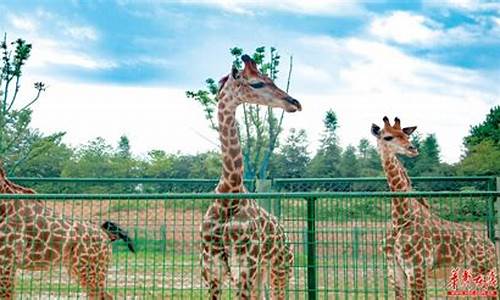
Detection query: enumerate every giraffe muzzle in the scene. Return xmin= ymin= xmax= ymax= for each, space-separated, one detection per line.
xmin=283 ymin=96 xmax=302 ymax=112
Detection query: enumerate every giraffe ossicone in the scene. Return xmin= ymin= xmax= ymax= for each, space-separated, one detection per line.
xmin=200 ymin=54 xmax=300 ymax=299
xmin=373 ymin=117 xmax=496 ymax=300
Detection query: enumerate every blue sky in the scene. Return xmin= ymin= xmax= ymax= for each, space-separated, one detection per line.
xmin=1 ymin=0 xmax=499 ymax=163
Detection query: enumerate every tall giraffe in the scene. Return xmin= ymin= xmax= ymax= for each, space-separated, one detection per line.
xmin=200 ymin=55 xmax=300 ymax=299
xmin=0 ymin=162 xmax=135 ymax=299
xmin=372 ymin=117 xmax=497 ymax=299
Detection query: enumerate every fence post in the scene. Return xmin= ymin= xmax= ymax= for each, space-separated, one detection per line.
xmin=306 ymin=197 xmax=317 ymax=300
xmin=256 ymin=179 xmax=274 ymax=213
xmin=495 ymin=177 xmax=499 ymax=242
xmin=487 ymin=177 xmax=497 ymax=242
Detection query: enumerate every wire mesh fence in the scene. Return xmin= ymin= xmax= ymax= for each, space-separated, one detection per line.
xmin=0 ymin=190 xmax=498 ymax=299
xmin=272 ymin=176 xmax=496 ymax=192
xmin=9 ymin=178 xmax=256 ymax=194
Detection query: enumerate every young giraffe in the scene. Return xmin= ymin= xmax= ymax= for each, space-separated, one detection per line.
xmin=200 ymin=55 xmax=300 ymax=299
xmin=372 ymin=117 xmax=497 ymax=299
xmin=0 ymin=163 xmax=135 ymax=299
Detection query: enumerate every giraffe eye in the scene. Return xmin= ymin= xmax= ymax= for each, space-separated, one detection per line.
xmin=249 ymin=82 xmax=265 ymax=89
xmin=383 ymin=136 xmax=394 ymax=141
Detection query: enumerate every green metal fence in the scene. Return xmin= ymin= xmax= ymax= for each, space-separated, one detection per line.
xmin=10 ymin=176 xmax=495 ymax=193
xmin=1 ymin=191 xmax=498 ymax=299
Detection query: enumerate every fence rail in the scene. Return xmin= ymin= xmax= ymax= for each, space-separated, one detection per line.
xmin=1 ymin=191 xmax=498 ymax=299
xmin=9 ymin=176 xmax=497 ymax=194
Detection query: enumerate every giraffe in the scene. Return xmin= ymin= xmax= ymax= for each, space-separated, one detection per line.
xmin=372 ymin=116 xmax=497 ymax=299
xmin=200 ymin=54 xmax=300 ymax=299
xmin=0 ymin=162 xmax=135 ymax=299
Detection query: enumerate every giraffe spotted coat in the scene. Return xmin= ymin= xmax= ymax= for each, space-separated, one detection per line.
xmin=373 ymin=117 xmax=497 ymax=300
xmin=0 ymin=165 xmax=135 ymax=300
xmin=200 ymin=55 xmax=299 ymax=299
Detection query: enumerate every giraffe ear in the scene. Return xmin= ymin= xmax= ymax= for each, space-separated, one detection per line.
xmin=231 ymin=65 xmax=240 ymax=79
xmin=402 ymin=126 xmax=417 ymax=135
xmin=371 ymin=124 xmax=381 ymax=137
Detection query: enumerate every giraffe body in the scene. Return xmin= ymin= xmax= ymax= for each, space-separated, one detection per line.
xmin=373 ymin=117 xmax=497 ymax=299
xmin=200 ymin=55 xmax=299 ymax=299
xmin=0 ymin=166 xmax=135 ymax=300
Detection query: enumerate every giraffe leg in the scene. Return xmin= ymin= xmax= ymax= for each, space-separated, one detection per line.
xmin=228 ymin=248 xmax=259 ymax=300
xmin=65 ymin=246 xmax=113 ymax=300
xmin=269 ymin=251 xmax=293 ymax=300
xmin=382 ymin=236 xmax=406 ymax=300
xmin=403 ymin=266 xmax=426 ymax=300
xmin=0 ymin=264 xmax=16 ymax=300
xmin=200 ymin=243 xmax=228 ymax=300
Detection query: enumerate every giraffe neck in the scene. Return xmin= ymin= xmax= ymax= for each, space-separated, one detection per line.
xmin=379 ymin=148 xmax=412 ymax=192
xmin=214 ymin=90 xmax=250 ymax=210
xmin=379 ymin=145 xmax=415 ymax=227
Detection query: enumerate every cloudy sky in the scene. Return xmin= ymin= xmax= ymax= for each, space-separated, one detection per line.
xmin=1 ymin=0 xmax=499 ymax=163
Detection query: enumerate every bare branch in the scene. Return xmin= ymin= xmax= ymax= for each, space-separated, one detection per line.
xmin=18 ymin=82 xmax=46 ymax=112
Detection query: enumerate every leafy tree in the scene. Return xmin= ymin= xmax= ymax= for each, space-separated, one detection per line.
xmin=0 ymin=34 xmax=63 ymax=172
xmin=117 ymin=135 xmax=131 ymax=159
xmin=413 ymin=134 xmax=441 ymax=175
xmin=464 ymin=106 xmax=499 ymax=149
xmin=270 ymin=128 xmax=310 ymax=178
xmin=339 ymin=145 xmax=360 ymax=177
xmin=458 ymin=140 xmax=500 ymax=175
xmin=308 ymin=109 xmax=342 ymax=177
xmin=12 ymin=139 xmax=73 ymax=177
xmin=61 ymin=137 xmax=114 ymax=177
xmin=186 ymin=46 xmax=293 ymax=179
xmin=357 ymin=138 xmax=381 ymax=177
xmin=458 ymin=107 xmax=500 ymax=175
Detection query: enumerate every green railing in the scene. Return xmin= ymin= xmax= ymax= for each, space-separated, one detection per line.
xmin=1 ymin=191 xmax=498 ymax=299
xmin=272 ymin=176 xmax=496 ymax=192
xmin=10 ymin=176 xmax=496 ymax=193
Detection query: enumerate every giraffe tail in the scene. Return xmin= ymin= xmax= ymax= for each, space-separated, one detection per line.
xmin=101 ymin=221 xmax=136 ymax=253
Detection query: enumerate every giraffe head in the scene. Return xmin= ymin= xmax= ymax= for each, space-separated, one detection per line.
xmin=371 ymin=116 xmax=418 ymax=157
xmin=218 ymin=54 xmax=302 ymax=112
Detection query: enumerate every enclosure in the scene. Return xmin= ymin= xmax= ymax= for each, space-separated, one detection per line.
xmin=2 ymin=176 xmax=499 ymax=299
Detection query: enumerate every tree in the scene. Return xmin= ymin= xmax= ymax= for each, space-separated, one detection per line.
xmin=12 ymin=139 xmax=73 ymax=177
xmin=308 ymin=109 xmax=342 ymax=177
xmin=186 ymin=46 xmax=293 ymax=179
xmin=270 ymin=128 xmax=310 ymax=178
xmin=464 ymin=106 xmax=499 ymax=149
xmin=339 ymin=145 xmax=360 ymax=177
xmin=458 ymin=140 xmax=500 ymax=175
xmin=413 ymin=134 xmax=441 ymax=175
xmin=458 ymin=106 xmax=500 ymax=175
xmin=0 ymin=34 xmax=63 ymax=172
xmin=357 ymin=138 xmax=381 ymax=177
xmin=117 ymin=135 xmax=131 ymax=159
xmin=61 ymin=137 xmax=114 ymax=178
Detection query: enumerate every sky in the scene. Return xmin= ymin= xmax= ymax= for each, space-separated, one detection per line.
xmin=0 ymin=0 xmax=499 ymax=163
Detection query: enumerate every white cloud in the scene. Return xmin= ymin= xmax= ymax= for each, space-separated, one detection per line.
xmin=26 ymin=80 xmax=219 ymax=156
xmin=9 ymin=15 xmax=37 ymax=31
xmin=423 ymin=0 xmax=500 ymax=11
xmin=2 ymin=11 xmax=112 ymax=71
xmin=369 ymin=11 xmax=442 ymax=45
xmin=65 ymin=26 xmax=99 ymax=41
xmin=369 ymin=11 xmax=500 ymax=46
xmin=186 ymin=0 xmax=365 ymax=16
xmin=285 ymin=36 xmax=499 ymax=163
xmin=20 ymin=34 xmax=499 ymax=164
xmin=13 ymin=37 xmax=116 ymax=70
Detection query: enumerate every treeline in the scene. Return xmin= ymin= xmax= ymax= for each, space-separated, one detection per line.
xmin=9 ymin=107 xmax=499 ymax=179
